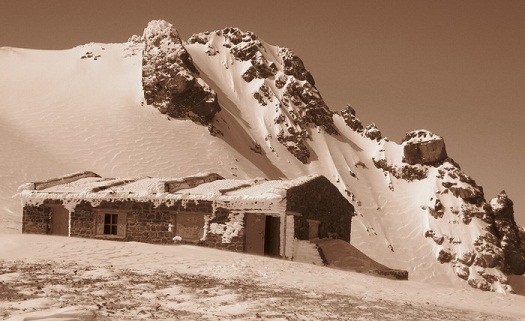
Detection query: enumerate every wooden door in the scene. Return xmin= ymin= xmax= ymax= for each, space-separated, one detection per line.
xmin=50 ymin=206 xmax=69 ymax=236
xmin=245 ymin=214 xmax=266 ymax=255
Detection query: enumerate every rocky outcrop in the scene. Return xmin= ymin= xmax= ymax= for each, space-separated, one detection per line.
xmin=189 ymin=27 xmax=338 ymax=163
xmin=402 ymin=130 xmax=447 ymax=166
xmin=420 ymin=161 xmax=525 ymax=292
xmin=489 ymin=191 xmax=525 ymax=275
xmin=278 ymin=48 xmax=315 ymax=86
xmin=372 ymin=158 xmax=429 ymax=181
xmin=141 ymin=20 xmax=220 ymax=125
xmin=339 ymin=105 xmax=386 ymax=143
xmin=364 ymin=123 xmax=382 ymax=141
xmin=340 ymin=105 xmax=363 ymax=132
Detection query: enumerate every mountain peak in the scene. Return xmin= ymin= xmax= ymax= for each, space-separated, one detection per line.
xmin=142 ymin=20 xmax=181 ymax=44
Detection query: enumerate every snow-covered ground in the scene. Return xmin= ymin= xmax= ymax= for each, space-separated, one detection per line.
xmin=1 ymin=234 xmax=524 ymax=320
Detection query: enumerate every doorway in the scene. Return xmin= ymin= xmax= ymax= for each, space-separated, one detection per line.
xmin=49 ymin=206 xmax=69 ymax=236
xmin=245 ymin=214 xmax=281 ymax=257
xmin=264 ymin=216 xmax=280 ymax=257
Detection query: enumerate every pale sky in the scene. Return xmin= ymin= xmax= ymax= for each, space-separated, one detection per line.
xmin=1 ymin=0 xmax=524 ymax=224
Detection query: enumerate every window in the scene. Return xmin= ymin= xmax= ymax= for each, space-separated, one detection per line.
xmin=104 ymin=214 xmax=118 ymax=235
xmin=96 ymin=211 xmax=126 ymax=237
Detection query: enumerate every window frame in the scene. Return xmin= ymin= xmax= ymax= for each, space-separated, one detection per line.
xmin=95 ymin=210 xmax=127 ymax=239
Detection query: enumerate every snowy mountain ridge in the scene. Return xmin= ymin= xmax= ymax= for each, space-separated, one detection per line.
xmin=1 ymin=20 xmax=523 ymax=294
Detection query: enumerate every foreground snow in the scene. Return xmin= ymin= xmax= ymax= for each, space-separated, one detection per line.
xmin=0 ymin=234 xmax=524 ymax=320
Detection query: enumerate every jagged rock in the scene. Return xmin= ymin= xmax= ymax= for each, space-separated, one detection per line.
xmin=490 ymin=191 xmax=525 ymax=275
xmin=431 ymin=160 xmax=513 ymax=291
xmin=231 ymin=41 xmax=261 ymax=61
xmin=253 ymin=84 xmax=273 ymax=106
xmin=141 ymin=20 xmax=220 ymax=125
xmin=461 ymin=201 xmax=490 ymax=224
xmin=193 ymin=27 xmax=276 ymax=82
xmin=437 ymin=164 xmax=485 ymax=208
xmin=437 ymin=249 xmax=453 ymax=263
xmin=458 ymin=251 xmax=476 ymax=267
xmin=424 ymin=230 xmax=445 ymax=245
xmin=187 ymin=31 xmax=209 ymax=45
xmin=277 ymin=130 xmax=310 ymax=164
xmin=364 ymin=123 xmax=382 ymax=141
xmin=274 ymin=74 xmax=287 ymax=89
xmin=241 ymin=66 xmax=257 ymax=82
xmin=399 ymin=165 xmax=428 ymax=181
xmin=402 ymin=130 xmax=447 ymax=166
xmin=372 ymin=158 xmax=428 ymax=182
xmin=428 ymin=199 xmax=445 ymax=219
xmin=278 ymin=48 xmax=315 ymax=86
xmin=340 ymin=105 xmax=363 ymax=132
xmin=450 ymin=186 xmax=480 ymax=204
xmin=282 ymin=79 xmax=338 ymax=135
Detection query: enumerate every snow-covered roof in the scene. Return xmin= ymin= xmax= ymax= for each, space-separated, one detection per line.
xmin=18 ymin=172 xmax=321 ymax=205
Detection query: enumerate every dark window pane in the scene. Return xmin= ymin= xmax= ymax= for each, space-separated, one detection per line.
xmin=103 ymin=214 xmax=118 ymax=235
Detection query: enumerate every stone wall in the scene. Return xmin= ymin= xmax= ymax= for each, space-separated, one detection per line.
xmin=70 ymin=200 xmax=215 ymax=244
xmin=22 ymin=200 xmax=62 ymax=234
xmin=286 ymin=176 xmax=353 ymax=242
xmin=70 ymin=202 xmax=95 ymax=238
xmin=24 ymin=198 xmax=245 ymax=252
xmin=22 ymin=204 xmax=50 ymax=234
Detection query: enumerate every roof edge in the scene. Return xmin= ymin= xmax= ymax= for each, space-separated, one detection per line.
xmin=20 ymin=171 xmax=101 ymax=192
xmin=164 ymin=173 xmax=224 ymax=193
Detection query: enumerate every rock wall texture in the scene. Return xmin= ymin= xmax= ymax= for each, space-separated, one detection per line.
xmin=141 ymin=20 xmax=220 ymax=125
xmin=489 ymin=191 xmax=525 ymax=275
xmin=402 ymin=130 xmax=448 ymax=166
xmin=22 ymin=202 xmax=53 ymax=235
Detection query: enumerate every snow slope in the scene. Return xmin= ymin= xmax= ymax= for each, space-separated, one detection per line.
xmin=1 ymin=21 xmax=523 ymax=294
xmin=1 ymin=234 xmax=524 ymax=320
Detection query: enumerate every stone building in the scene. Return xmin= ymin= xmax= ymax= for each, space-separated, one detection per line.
xmin=19 ymin=171 xmax=353 ymax=259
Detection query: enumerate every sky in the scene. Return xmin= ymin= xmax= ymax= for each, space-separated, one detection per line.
xmin=1 ymin=0 xmax=524 ymax=224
